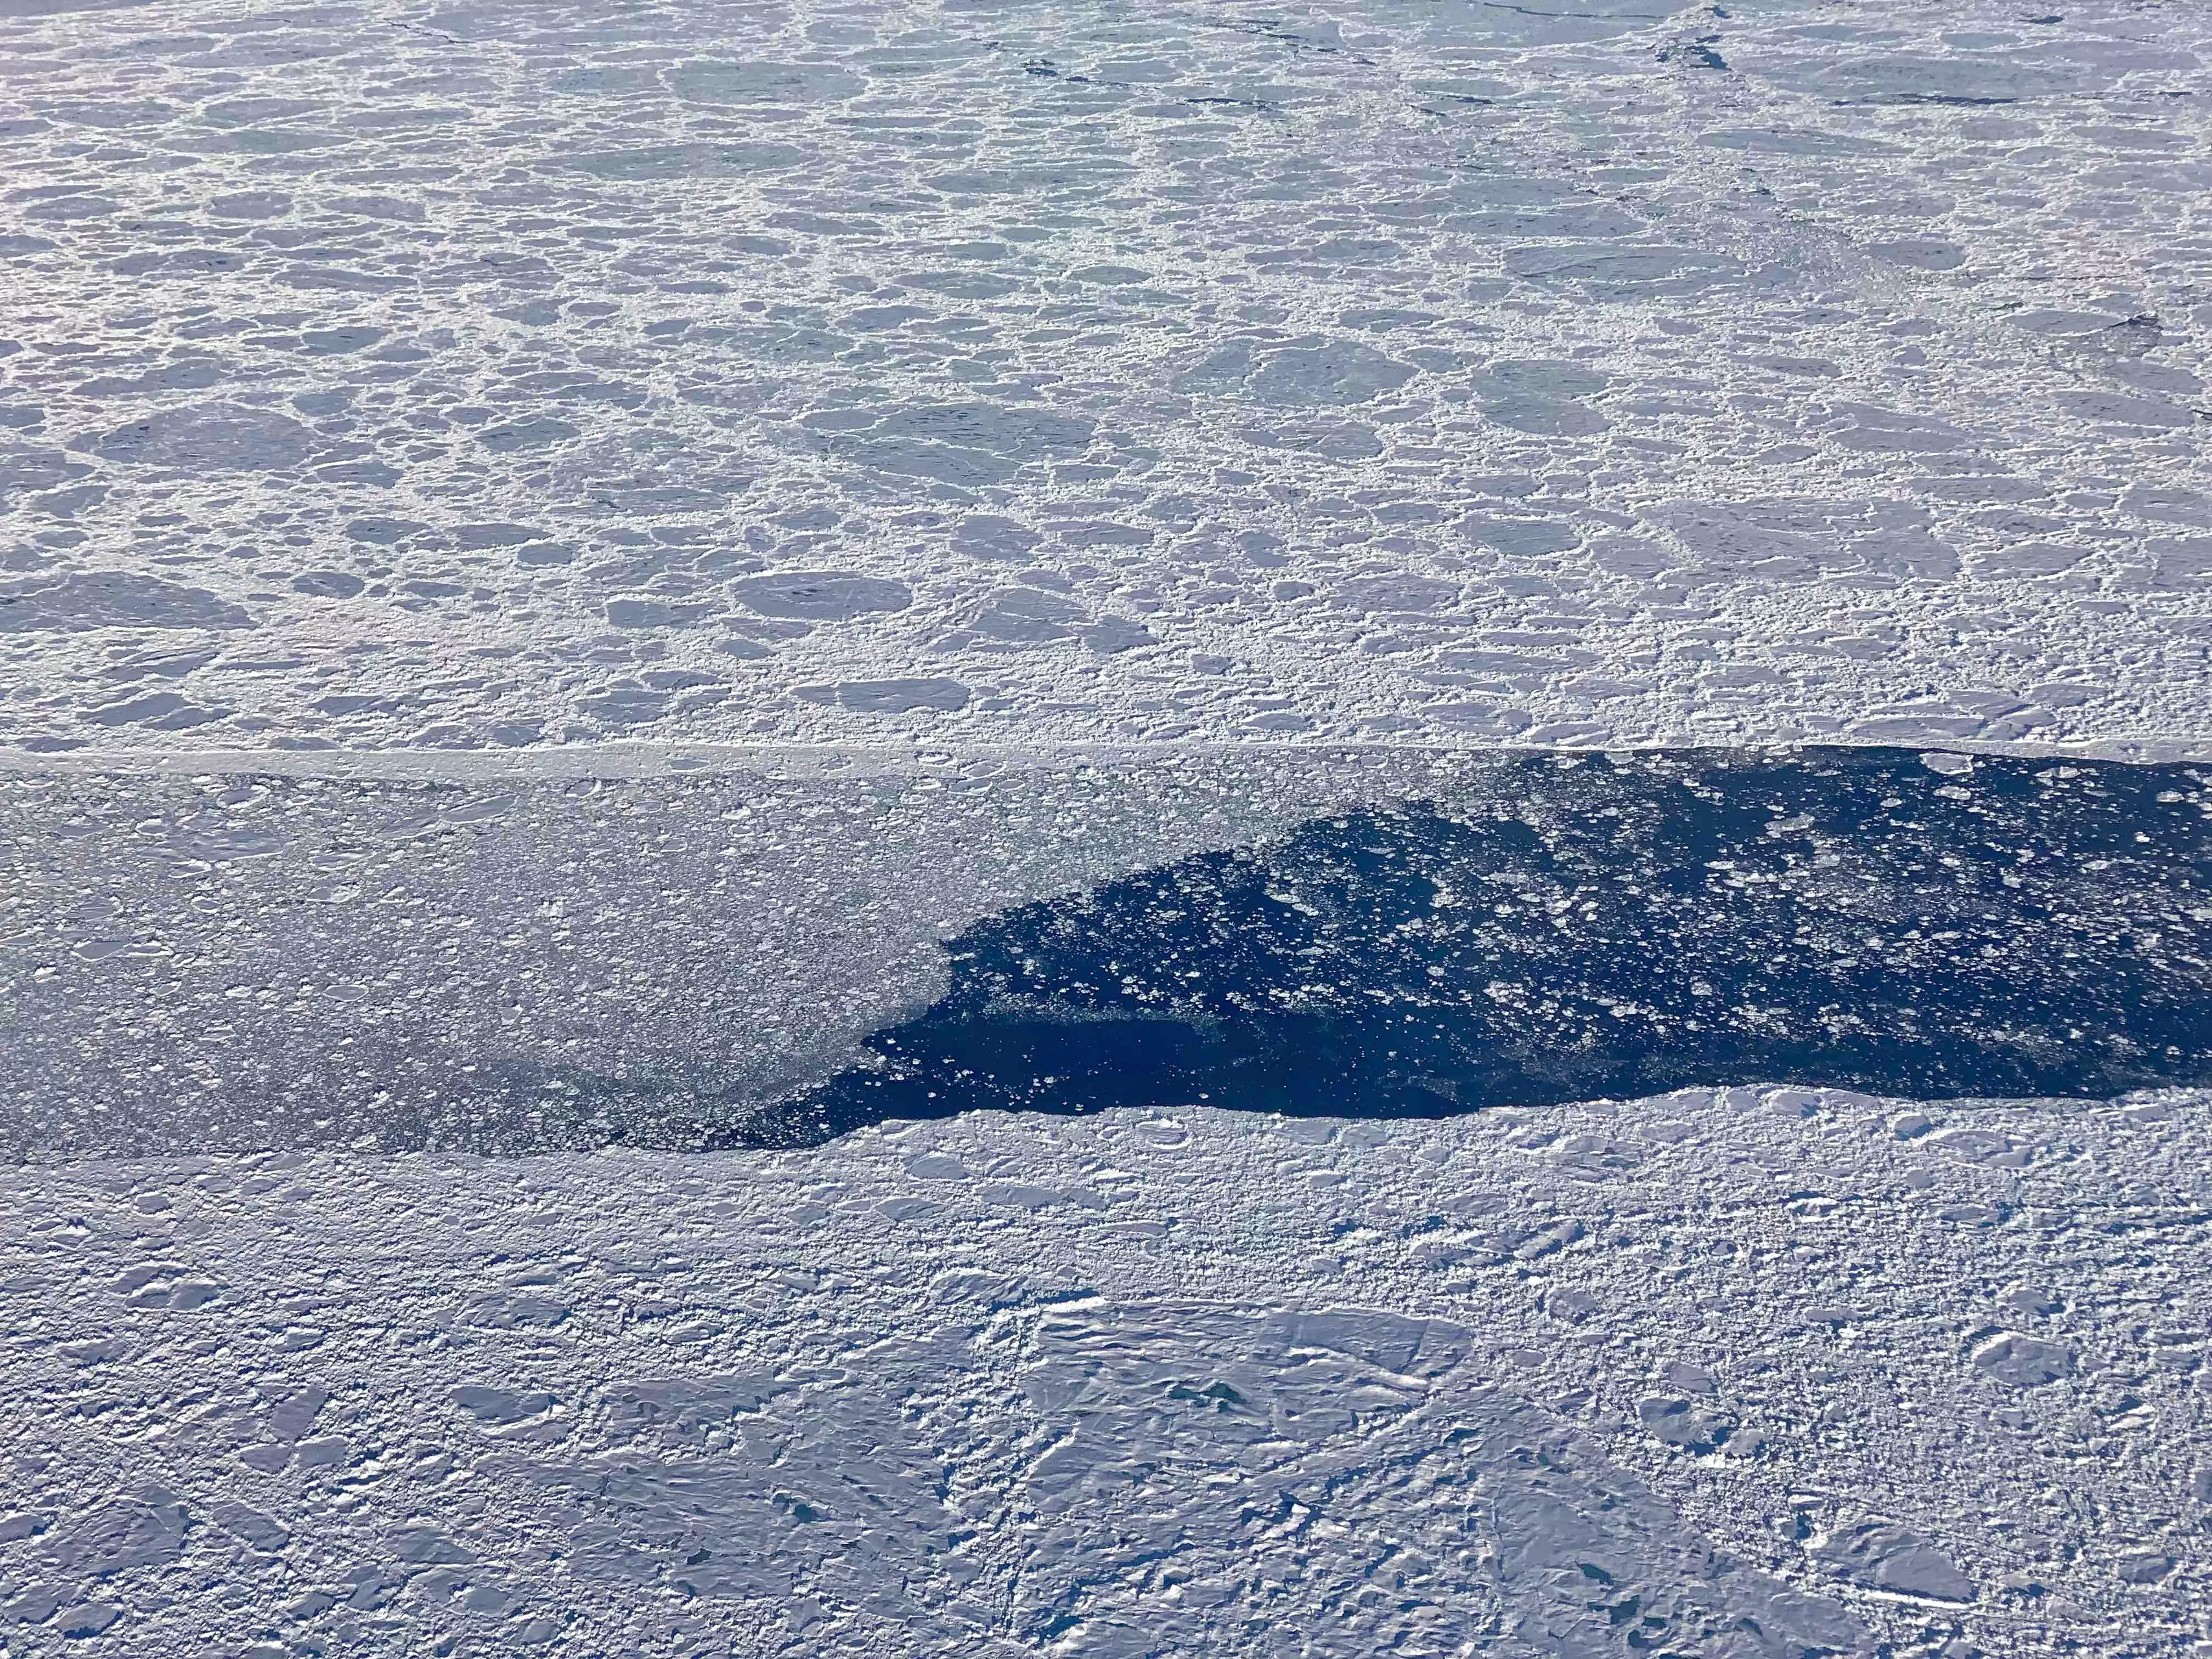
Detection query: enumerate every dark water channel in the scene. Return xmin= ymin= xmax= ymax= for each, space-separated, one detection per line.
xmin=753 ymin=747 xmax=2212 ymax=1145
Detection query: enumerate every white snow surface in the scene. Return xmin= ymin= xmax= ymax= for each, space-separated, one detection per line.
xmin=3 ymin=1091 xmax=2208 ymax=1655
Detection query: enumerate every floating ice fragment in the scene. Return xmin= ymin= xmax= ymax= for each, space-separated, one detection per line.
xmin=1637 ymin=1393 xmax=1735 ymax=1452
xmin=2115 ymin=1550 xmax=2174 ymax=1584
xmin=731 ymin=572 xmax=912 ymax=620
xmin=1810 ymin=1520 xmax=1975 ymax=1601
xmin=1971 ymin=1331 xmax=2075 ymax=1387
xmin=668 ymin=60 xmax=866 ymax=103
xmin=795 ymin=678 xmax=970 ymax=713
xmin=545 ymin=142 xmax=811 ymax=179
xmin=82 ymin=402 xmax=314 ymax=470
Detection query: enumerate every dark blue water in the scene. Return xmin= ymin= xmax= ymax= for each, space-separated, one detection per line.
xmin=744 ymin=747 xmax=2211 ymax=1146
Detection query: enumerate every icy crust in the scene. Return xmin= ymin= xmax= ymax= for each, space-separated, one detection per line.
xmin=0 ymin=746 xmax=1493 ymax=1158
xmin=0 ymin=0 xmax=2208 ymax=755
xmin=1 ymin=1090 xmax=2205 ymax=1656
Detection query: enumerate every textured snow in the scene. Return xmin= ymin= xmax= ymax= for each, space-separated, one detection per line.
xmin=0 ymin=0 xmax=2208 ymax=758
xmin=3 ymin=1092 xmax=2208 ymax=1654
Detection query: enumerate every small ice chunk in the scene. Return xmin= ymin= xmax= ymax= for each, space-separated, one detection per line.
xmin=1971 ymin=1331 xmax=2075 ymax=1388
xmin=732 ymin=571 xmax=912 ymax=620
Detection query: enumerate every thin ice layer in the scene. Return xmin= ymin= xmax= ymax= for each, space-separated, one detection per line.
xmin=7 ymin=746 xmax=2205 ymax=1158
xmin=0 ymin=746 xmax=1486 ymax=1156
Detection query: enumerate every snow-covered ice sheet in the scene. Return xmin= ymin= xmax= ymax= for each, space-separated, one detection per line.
xmin=0 ymin=0 xmax=2208 ymax=757
xmin=4 ymin=0 xmax=2211 ymax=1652
xmin=3 ymin=1091 xmax=2207 ymax=1655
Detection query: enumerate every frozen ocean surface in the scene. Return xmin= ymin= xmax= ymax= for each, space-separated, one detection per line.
xmin=0 ymin=0 xmax=2207 ymax=758
xmin=7 ymin=1093 xmax=2212 ymax=1655
xmin=3 ymin=0 xmax=2211 ymax=1652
